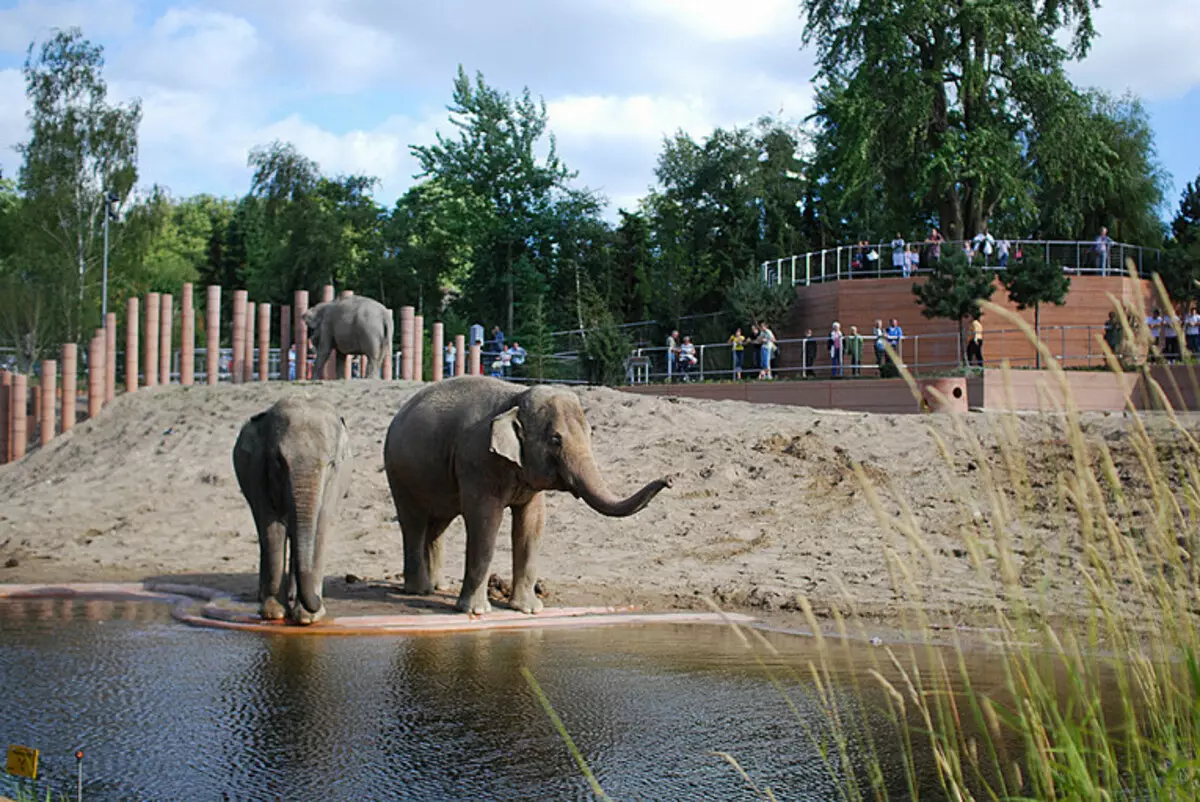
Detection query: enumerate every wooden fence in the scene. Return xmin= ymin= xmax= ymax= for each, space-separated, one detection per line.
xmin=0 ymin=282 xmax=488 ymax=464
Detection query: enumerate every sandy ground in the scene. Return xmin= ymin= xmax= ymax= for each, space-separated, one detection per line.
xmin=0 ymin=379 xmax=1193 ymax=636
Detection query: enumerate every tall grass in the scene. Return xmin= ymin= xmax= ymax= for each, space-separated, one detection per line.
xmin=531 ymin=264 xmax=1200 ymax=799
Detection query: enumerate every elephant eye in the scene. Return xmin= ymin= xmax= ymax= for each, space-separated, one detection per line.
xmin=550 ymin=433 xmax=563 ymax=448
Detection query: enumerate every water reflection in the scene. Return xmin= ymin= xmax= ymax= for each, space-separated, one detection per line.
xmin=0 ymin=601 xmax=1040 ymax=800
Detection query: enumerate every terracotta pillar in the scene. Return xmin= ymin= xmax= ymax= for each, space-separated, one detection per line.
xmin=243 ymin=301 xmax=256 ymax=383
xmin=126 ymin=297 xmax=139 ymax=393
xmin=88 ymin=331 xmax=104 ymax=419
xmin=280 ymin=305 xmax=292 ymax=381
xmin=105 ymin=312 xmax=116 ymax=404
xmin=11 ymin=373 xmax=26 ymax=461
xmin=231 ymin=290 xmax=247 ymax=384
xmin=381 ymin=309 xmax=394 ymax=380
xmin=0 ymin=371 xmax=10 ymax=463
xmin=40 ymin=359 xmax=57 ymax=446
xmin=258 ymin=303 xmax=270 ymax=382
xmin=206 ymin=286 xmax=221 ymax=385
xmin=293 ymin=291 xmax=309 ymax=380
xmin=143 ymin=292 xmax=160 ymax=387
xmin=468 ymin=342 xmax=481 ymax=376
xmin=455 ymin=334 xmax=466 ymax=377
xmin=159 ymin=293 xmax=173 ymax=385
xmin=321 ymin=285 xmax=336 ymax=379
xmin=180 ymin=283 xmax=195 ymax=386
xmin=61 ymin=345 xmax=76 ymax=434
xmin=413 ymin=314 xmax=424 ymax=382
xmin=432 ymin=322 xmax=444 ymax=381
xmin=400 ymin=306 xmax=415 ymax=380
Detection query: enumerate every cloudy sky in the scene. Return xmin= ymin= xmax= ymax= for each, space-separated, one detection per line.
xmin=0 ymin=0 xmax=1197 ymax=223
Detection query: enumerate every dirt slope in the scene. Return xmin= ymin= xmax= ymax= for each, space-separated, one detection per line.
xmin=0 ymin=380 xmax=1188 ymax=633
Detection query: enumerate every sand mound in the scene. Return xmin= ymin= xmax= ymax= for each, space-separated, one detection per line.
xmin=0 ymin=380 xmax=1188 ymax=630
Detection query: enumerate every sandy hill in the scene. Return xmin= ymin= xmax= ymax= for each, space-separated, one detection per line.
xmin=0 ymin=380 xmax=1187 ymax=632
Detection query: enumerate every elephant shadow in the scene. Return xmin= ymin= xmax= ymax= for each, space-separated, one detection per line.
xmin=139 ymin=572 xmax=471 ymax=616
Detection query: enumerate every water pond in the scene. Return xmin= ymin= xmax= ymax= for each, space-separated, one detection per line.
xmin=0 ymin=598 xmax=989 ymax=800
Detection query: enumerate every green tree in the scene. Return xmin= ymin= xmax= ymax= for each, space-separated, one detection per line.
xmin=998 ymin=251 xmax=1071 ymax=367
xmin=412 ymin=66 xmax=591 ymax=335
xmin=1160 ymin=175 xmax=1200 ymax=305
xmin=800 ymin=0 xmax=1164 ymax=242
xmin=913 ymin=250 xmax=997 ymax=366
xmin=16 ymin=27 xmax=142 ymax=343
xmin=725 ymin=268 xmax=794 ymax=329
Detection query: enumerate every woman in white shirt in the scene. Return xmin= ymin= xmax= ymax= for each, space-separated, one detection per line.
xmin=829 ymin=321 xmax=844 ymax=378
xmin=1185 ymin=305 xmax=1200 ymax=356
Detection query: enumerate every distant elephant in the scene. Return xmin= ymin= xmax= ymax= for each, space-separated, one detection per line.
xmin=383 ymin=376 xmax=672 ymax=614
xmin=232 ymin=395 xmax=352 ymax=624
xmin=302 ymin=295 xmax=394 ymax=379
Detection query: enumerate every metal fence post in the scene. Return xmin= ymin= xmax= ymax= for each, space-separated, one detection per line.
xmin=698 ymin=345 xmax=705 ymax=381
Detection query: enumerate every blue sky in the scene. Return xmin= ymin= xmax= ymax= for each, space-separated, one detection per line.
xmin=0 ymin=0 xmax=1197 ymax=225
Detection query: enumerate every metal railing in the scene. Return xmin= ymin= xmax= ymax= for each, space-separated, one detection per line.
xmin=761 ymin=239 xmax=1163 ymax=287
xmin=629 ymin=324 xmax=1126 ymax=384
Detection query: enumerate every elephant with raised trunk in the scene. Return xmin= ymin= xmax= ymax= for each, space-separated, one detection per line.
xmin=233 ymin=396 xmax=352 ymax=624
xmin=303 ymin=295 xmax=394 ymax=380
xmin=383 ymin=375 xmax=672 ymax=614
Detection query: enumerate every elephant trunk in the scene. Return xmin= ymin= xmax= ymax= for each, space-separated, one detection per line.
xmin=569 ymin=452 xmax=671 ymax=518
xmin=291 ymin=467 xmax=325 ymax=616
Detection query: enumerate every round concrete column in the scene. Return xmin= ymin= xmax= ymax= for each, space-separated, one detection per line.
xmin=11 ymin=373 xmax=27 ymax=460
xmin=454 ymin=334 xmax=466 ymax=377
xmin=468 ymin=342 xmax=481 ymax=376
xmin=205 ymin=286 xmax=221 ymax=385
xmin=40 ymin=359 xmax=56 ymax=446
xmin=180 ymin=283 xmax=195 ymax=386
xmin=126 ymin=297 xmax=139 ymax=393
xmin=258 ymin=303 xmax=270 ymax=381
xmin=293 ymin=291 xmax=309 ymax=381
xmin=144 ymin=292 xmax=159 ymax=387
xmin=399 ymin=306 xmax=415 ymax=380
xmin=413 ymin=315 xmax=424 ymax=382
xmin=88 ymin=331 xmax=104 ymax=419
xmin=243 ymin=301 xmax=256 ymax=383
xmin=231 ymin=290 xmax=247 ymax=384
xmin=382 ymin=309 xmax=394 ymax=380
xmin=431 ymin=322 xmax=444 ymax=381
xmin=60 ymin=344 xmax=77 ymax=434
xmin=105 ymin=312 xmax=116 ymax=403
xmin=280 ymin=304 xmax=292 ymax=381
xmin=159 ymin=293 xmax=173 ymax=385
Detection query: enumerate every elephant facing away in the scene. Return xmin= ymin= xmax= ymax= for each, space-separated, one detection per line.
xmin=233 ymin=395 xmax=352 ymax=624
xmin=303 ymin=295 xmax=394 ymax=380
xmin=383 ymin=375 xmax=672 ymax=615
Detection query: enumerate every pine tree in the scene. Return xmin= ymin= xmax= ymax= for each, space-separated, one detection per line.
xmin=913 ymin=251 xmax=997 ymax=366
xmin=999 ymin=251 xmax=1071 ymax=368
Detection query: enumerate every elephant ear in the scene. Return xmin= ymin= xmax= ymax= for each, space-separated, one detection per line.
xmin=489 ymin=406 xmax=523 ymax=467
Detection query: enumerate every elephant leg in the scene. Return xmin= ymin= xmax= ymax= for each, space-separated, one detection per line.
xmin=510 ymin=494 xmax=545 ymax=613
xmin=458 ymin=499 xmax=504 ymax=615
xmin=313 ymin=340 xmax=332 ymax=381
xmin=425 ymin=518 xmax=453 ymax=592
xmin=252 ymin=507 xmax=288 ymax=620
xmin=397 ymin=504 xmax=437 ymax=595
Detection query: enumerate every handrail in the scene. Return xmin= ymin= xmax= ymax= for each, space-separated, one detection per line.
xmin=760 ymin=238 xmax=1163 ymax=287
xmin=627 ymin=324 xmax=1136 ymax=384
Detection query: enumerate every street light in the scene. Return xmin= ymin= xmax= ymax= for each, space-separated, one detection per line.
xmin=101 ymin=191 xmax=119 ymax=319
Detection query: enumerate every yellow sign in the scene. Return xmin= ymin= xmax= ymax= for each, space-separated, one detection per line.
xmin=6 ymin=745 xmax=38 ymax=780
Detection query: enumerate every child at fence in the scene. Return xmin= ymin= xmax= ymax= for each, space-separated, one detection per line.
xmin=728 ymin=328 xmax=746 ymax=380
xmin=847 ymin=325 xmax=863 ymax=376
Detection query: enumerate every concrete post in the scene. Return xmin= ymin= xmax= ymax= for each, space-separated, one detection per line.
xmin=126 ymin=297 xmax=139 ymax=393
xmin=180 ymin=283 xmax=195 ymax=386
xmin=88 ymin=331 xmax=104 ymax=419
xmin=432 ymin=322 xmax=444 ymax=381
xmin=258 ymin=303 xmax=270 ymax=381
xmin=413 ymin=314 xmax=424 ymax=382
xmin=293 ymin=291 xmax=309 ymax=380
xmin=455 ymin=334 xmax=466 ymax=377
xmin=400 ymin=306 xmax=415 ymax=380
xmin=243 ymin=301 xmax=256 ymax=383
xmin=206 ymin=285 xmax=221 ymax=385
xmin=231 ymin=290 xmax=247 ymax=384
xmin=468 ymin=342 xmax=481 ymax=376
xmin=280 ymin=305 xmax=292 ymax=381
xmin=11 ymin=373 xmax=26 ymax=460
xmin=0 ymin=371 xmax=9 ymax=463
xmin=159 ymin=293 xmax=173 ymax=385
xmin=61 ymin=344 xmax=77 ymax=434
xmin=322 ymin=285 xmax=336 ymax=379
xmin=40 ymin=359 xmax=57 ymax=446
xmin=144 ymin=292 xmax=160 ymax=387
xmin=105 ymin=312 xmax=116 ymax=404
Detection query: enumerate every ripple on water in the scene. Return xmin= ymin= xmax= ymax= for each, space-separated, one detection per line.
xmin=1 ymin=602 xmax=936 ymax=800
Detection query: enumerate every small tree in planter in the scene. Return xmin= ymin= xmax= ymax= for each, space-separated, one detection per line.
xmin=998 ymin=250 xmax=1070 ymax=368
xmin=912 ymin=249 xmax=996 ymax=369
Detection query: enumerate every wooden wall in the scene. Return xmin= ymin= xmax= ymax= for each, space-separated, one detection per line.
xmin=775 ymin=275 xmax=1153 ymax=375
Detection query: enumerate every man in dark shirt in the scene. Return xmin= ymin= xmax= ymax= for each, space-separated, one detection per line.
xmin=803 ymin=328 xmax=818 ymax=377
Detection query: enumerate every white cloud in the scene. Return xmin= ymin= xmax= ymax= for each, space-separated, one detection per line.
xmin=125 ymin=9 xmax=259 ymax=92
xmin=0 ymin=69 xmax=25 ymax=179
xmin=272 ymin=4 xmax=397 ymax=93
xmin=1069 ymin=0 xmax=1200 ymax=100
xmin=547 ymin=95 xmax=716 ymax=144
xmin=621 ymin=0 xmax=799 ymax=42
xmin=0 ymin=0 xmax=136 ymax=54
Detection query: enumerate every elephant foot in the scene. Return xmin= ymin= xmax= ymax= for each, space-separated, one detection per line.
xmin=455 ymin=593 xmax=492 ymax=616
xmin=290 ymin=603 xmax=326 ymax=626
xmin=402 ymin=579 xmax=435 ymax=596
xmin=260 ymin=598 xmax=287 ymax=621
xmin=509 ymin=592 xmax=543 ymax=615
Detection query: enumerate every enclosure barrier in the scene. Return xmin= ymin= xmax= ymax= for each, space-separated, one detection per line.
xmin=0 ymin=281 xmax=503 ymax=466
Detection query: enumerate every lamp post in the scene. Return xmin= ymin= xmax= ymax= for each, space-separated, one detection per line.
xmin=101 ymin=191 xmax=119 ymax=319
